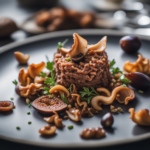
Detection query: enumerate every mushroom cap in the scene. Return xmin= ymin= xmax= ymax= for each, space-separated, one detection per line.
xmin=39 ymin=125 xmax=56 ymax=135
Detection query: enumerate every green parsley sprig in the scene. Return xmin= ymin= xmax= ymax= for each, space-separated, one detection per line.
xmin=40 ymin=72 xmax=47 ymax=78
xmin=57 ymin=39 xmax=68 ymax=50
xmin=79 ymin=86 xmax=99 ymax=104
xmin=61 ymin=93 xmax=69 ymax=105
xmin=68 ymin=84 xmax=73 ymax=94
xmin=110 ymin=59 xmax=122 ymax=76
xmin=119 ymin=74 xmax=131 ymax=84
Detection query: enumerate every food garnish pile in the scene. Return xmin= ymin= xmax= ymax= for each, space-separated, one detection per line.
xmin=1 ymin=33 xmax=150 ymax=140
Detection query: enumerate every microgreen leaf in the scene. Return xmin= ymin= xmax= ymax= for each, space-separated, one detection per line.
xmin=119 ymin=74 xmax=131 ymax=84
xmin=61 ymin=93 xmax=69 ymax=105
xmin=44 ymin=77 xmax=55 ymax=86
xmin=40 ymin=72 xmax=47 ymax=78
xmin=111 ymin=67 xmax=122 ymax=76
xmin=43 ymin=86 xmax=50 ymax=95
xmin=46 ymin=61 xmax=54 ymax=71
xmin=68 ymin=84 xmax=73 ymax=94
xmin=110 ymin=59 xmax=116 ymax=69
xmin=12 ymin=80 xmax=18 ymax=86
xmin=57 ymin=39 xmax=68 ymax=50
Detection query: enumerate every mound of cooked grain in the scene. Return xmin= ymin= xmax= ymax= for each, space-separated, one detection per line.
xmin=54 ymin=51 xmax=112 ymax=90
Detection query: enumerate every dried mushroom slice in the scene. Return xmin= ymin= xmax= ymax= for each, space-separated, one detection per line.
xmin=0 ymin=101 xmax=14 ymax=112
xmin=32 ymin=95 xmax=67 ymax=114
xmin=39 ymin=125 xmax=56 ymax=135
xmin=129 ymin=108 xmax=150 ymax=126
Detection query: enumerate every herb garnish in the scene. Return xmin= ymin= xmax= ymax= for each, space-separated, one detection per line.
xmin=68 ymin=125 xmax=73 ymax=129
xmin=120 ymin=84 xmax=127 ymax=87
xmin=16 ymin=126 xmax=20 ymax=130
xmin=79 ymin=86 xmax=99 ymax=104
xmin=12 ymin=80 xmax=18 ymax=86
xmin=110 ymin=59 xmax=122 ymax=76
xmin=68 ymin=84 xmax=73 ymax=94
xmin=11 ymin=98 xmax=14 ymax=100
xmin=27 ymin=112 xmax=30 ymax=115
xmin=138 ymin=90 xmax=144 ymax=94
xmin=61 ymin=93 xmax=69 ymax=105
xmin=67 ymin=58 xmax=71 ymax=62
xmin=40 ymin=72 xmax=47 ymax=78
xmin=28 ymin=102 xmax=32 ymax=108
xmin=43 ymin=87 xmax=50 ymax=95
xmin=28 ymin=121 xmax=32 ymax=124
xmin=57 ymin=39 xmax=68 ymax=50
xmin=119 ymin=74 xmax=131 ymax=84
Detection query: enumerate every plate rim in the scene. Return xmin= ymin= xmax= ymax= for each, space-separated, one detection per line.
xmin=0 ymin=29 xmax=150 ymax=148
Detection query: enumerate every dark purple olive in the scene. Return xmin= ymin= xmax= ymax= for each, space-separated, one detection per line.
xmin=71 ymin=53 xmax=84 ymax=63
xmin=125 ymin=72 xmax=150 ymax=91
xmin=101 ymin=112 xmax=114 ymax=128
xmin=119 ymin=35 xmax=141 ymax=53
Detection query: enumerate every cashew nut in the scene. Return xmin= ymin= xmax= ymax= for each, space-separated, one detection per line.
xmin=91 ymin=86 xmax=135 ymax=111
xmin=66 ymin=108 xmax=81 ymax=122
xmin=39 ymin=125 xmax=56 ymax=135
xmin=14 ymin=51 xmax=30 ymax=64
xmin=43 ymin=111 xmax=65 ymax=128
xmin=80 ymin=127 xmax=105 ymax=139
xmin=49 ymin=85 xmax=70 ymax=97
xmin=129 ymin=108 xmax=150 ymax=126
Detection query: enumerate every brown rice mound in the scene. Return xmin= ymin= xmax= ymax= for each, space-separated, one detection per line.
xmin=54 ymin=51 xmax=112 ymax=90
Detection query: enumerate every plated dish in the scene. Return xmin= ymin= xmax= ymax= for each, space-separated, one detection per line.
xmin=0 ymin=29 xmax=150 ymax=147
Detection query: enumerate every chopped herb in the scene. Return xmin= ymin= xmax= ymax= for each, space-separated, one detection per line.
xmin=27 ymin=112 xmax=30 ymax=115
xmin=110 ymin=59 xmax=116 ymax=69
xmin=67 ymin=58 xmax=71 ymax=62
xmin=119 ymin=74 xmax=131 ymax=84
xmin=113 ymin=81 xmax=116 ymax=84
xmin=120 ymin=84 xmax=127 ymax=87
xmin=40 ymin=72 xmax=47 ymax=78
xmin=28 ymin=121 xmax=32 ymax=124
xmin=138 ymin=90 xmax=144 ymax=94
xmin=28 ymin=102 xmax=32 ymax=108
xmin=38 ymin=95 xmax=41 ymax=97
xmin=68 ymin=84 xmax=73 ymax=94
xmin=61 ymin=93 xmax=69 ymax=105
xmin=68 ymin=125 xmax=73 ymax=130
xmin=46 ymin=61 xmax=54 ymax=71
xmin=57 ymin=39 xmax=68 ymax=50
xmin=44 ymin=77 xmax=55 ymax=86
xmin=16 ymin=126 xmax=20 ymax=130
xmin=48 ymin=94 xmax=55 ymax=98
xmin=43 ymin=86 xmax=50 ymax=95
xmin=11 ymin=98 xmax=14 ymax=100
xmin=111 ymin=67 xmax=122 ymax=76
xmin=79 ymin=86 xmax=99 ymax=104
xmin=12 ymin=80 xmax=18 ymax=86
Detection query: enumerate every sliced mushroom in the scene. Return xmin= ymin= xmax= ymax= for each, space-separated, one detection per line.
xmin=66 ymin=108 xmax=81 ymax=122
xmin=59 ymin=33 xmax=88 ymax=58
xmin=14 ymin=51 xmax=30 ymax=64
xmin=27 ymin=62 xmax=46 ymax=79
xmin=0 ymin=101 xmax=14 ymax=112
xmin=18 ymin=68 xmax=29 ymax=86
xmin=49 ymin=85 xmax=70 ymax=97
xmin=97 ymin=87 xmax=111 ymax=97
xmin=91 ymin=86 xmax=135 ymax=111
xmin=129 ymin=108 xmax=150 ymax=126
xmin=39 ymin=125 xmax=56 ymax=135
xmin=43 ymin=111 xmax=65 ymax=128
xmin=88 ymin=36 xmax=107 ymax=53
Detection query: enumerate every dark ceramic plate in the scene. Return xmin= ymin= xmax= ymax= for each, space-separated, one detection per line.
xmin=0 ymin=29 xmax=150 ymax=148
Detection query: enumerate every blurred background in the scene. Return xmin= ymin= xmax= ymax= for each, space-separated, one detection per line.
xmin=0 ymin=0 xmax=150 ymax=47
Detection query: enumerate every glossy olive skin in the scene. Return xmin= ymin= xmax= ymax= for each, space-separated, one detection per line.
xmin=71 ymin=53 xmax=84 ymax=63
xmin=119 ymin=35 xmax=141 ymax=53
xmin=101 ymin=112 xmax=114 ymax=128
xmin=125 ymin=72 xmax=150 ymax=91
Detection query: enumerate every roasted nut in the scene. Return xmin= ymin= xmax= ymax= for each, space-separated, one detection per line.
xmin=43 ymin=111 xmax=65 ymax=128
xmin=123 ymin=54 xmax=150 ymax=75
xmin=39 ymin=125 xmax=56 ymax=135
xmin=91 ymin=86 xmax=135 ymax=111
xmin=14 ymin=51 xmax=30 ymax=64
xmin=80 ymin=127 xmax=105 ymax=139
xmin=125 ymin=72 xmax=150 ymax=91
xmin=49 ymin=85 xmax=70 ymax=97
xmin=32 ymin=95 xmax=67 ymax=115
xmin=66 ymin=108 xmax=81 ymax=122
xmin=0 ymin=101 xmax=14 ymax=112
xmin=120 ymin=35 xmax=141 ymax=53
xmin=129 ymin=108 xmax=150 ymax=126
xmin=101 ymin=113 xmax=114 ymax=128
xmin=0 ymin=17 xmax=18 ymax=38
